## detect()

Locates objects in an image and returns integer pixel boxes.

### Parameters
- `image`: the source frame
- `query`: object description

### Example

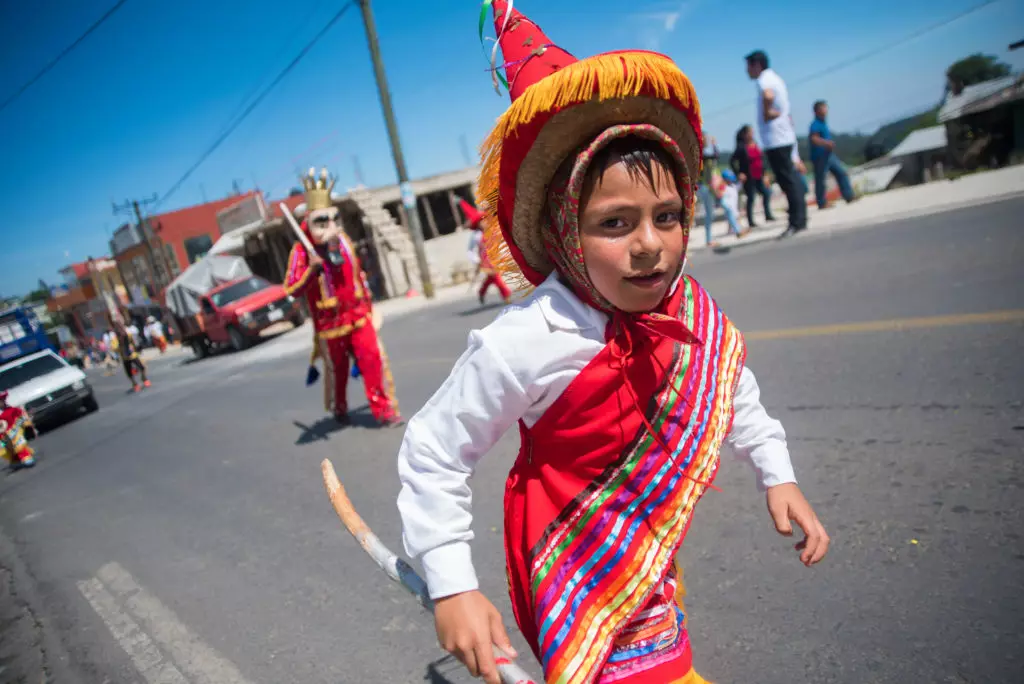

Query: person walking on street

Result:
[697,136,721,247]
[730,125,775,227]
[809,100,856,209]
[460,199,512,305]
[116,322,150,393]
[746,50,806,238]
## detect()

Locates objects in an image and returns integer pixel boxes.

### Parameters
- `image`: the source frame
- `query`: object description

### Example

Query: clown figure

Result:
[1,391,36,469]
[284,168,402,427]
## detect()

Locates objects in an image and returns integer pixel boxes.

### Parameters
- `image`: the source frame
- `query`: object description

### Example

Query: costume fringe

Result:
[476,52,700,290]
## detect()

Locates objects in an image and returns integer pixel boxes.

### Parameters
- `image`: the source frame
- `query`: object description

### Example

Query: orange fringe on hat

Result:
[476,51,701,292]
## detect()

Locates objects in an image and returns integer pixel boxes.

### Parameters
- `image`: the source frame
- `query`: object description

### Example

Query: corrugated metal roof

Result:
[850,164,903,193]
[939,75,1018,122]
[887,126,948,157]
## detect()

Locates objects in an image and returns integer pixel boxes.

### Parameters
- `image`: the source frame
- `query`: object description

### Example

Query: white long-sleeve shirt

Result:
[397,273,796,599]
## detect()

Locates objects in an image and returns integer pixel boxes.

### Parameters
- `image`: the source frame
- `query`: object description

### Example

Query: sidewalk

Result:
[688,164,1024,253]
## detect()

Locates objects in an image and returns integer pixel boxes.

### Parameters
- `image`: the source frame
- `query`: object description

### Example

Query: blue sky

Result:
[1,0,1022,296]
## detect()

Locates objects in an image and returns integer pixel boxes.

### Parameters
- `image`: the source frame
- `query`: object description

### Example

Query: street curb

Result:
[689,188,1024,257]
[0,524,84,684]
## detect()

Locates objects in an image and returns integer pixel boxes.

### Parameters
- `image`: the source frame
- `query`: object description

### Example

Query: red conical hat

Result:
[458,198,485,230]
[478,0,703,288]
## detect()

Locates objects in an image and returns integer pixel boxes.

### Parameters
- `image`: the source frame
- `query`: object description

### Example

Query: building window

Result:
[185,235,214,264]
[0,319,26,344]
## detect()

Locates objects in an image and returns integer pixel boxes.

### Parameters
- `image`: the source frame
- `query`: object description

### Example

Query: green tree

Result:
[23,288,50,303]
[946,54,1012,93]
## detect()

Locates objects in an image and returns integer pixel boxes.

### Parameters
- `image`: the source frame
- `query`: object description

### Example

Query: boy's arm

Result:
[726,367,795,490]
[727,367,830,565]
[398,330,531,599]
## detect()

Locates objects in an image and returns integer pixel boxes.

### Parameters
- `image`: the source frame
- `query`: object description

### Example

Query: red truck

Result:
[178,276,305,358]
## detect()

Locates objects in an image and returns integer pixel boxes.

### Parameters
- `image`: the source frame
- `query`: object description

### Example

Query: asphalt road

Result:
[2,197,1023,684]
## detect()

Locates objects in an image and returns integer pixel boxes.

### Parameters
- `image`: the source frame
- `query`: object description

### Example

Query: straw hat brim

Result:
[509,96,701,281]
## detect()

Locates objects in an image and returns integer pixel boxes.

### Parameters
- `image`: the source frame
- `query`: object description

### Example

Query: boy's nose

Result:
[631,218,662,258]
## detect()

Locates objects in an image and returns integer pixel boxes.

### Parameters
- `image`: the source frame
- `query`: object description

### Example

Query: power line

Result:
[0,0,130,115]
[154,0,357,210]
[703,0,1001,121]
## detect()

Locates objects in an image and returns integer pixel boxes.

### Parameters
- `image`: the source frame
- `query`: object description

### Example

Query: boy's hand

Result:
[766,483,830,566]
[434,590,518,684]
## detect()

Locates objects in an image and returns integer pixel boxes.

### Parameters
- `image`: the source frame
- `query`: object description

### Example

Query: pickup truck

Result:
[180,275,304,358]
[0,349,97,429]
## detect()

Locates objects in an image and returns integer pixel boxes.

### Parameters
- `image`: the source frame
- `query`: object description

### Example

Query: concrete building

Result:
[46,258,127,340]
[109,192,262,308]
[939,74,1024,168]
[220,167,480,301]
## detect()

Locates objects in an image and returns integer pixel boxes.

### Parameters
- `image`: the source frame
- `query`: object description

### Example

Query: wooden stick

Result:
[320,459,538,684]
[278,202,317,255]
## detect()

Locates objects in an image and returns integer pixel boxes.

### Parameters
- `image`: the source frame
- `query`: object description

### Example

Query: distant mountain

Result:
[863,107,940,161]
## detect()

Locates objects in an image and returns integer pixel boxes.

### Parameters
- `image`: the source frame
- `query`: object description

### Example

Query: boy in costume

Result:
[461,198,512,305]
[283,168,401,427]
[1,391,36,469]
[397,3,829,683]
[116,322,150,393]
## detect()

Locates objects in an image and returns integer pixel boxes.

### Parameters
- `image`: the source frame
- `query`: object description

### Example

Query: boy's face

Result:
[578,160,685,313]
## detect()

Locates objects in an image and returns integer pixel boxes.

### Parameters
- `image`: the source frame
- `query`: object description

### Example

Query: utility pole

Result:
[357,0,434,298]
[353,155,365,186]
[113,194,170,299]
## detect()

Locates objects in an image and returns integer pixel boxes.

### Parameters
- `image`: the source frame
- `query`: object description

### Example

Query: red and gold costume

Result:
[284,168,400,425]
[1,392,36,468]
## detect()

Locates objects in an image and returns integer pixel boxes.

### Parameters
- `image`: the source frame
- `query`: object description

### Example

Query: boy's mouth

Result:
[624,269,667,289]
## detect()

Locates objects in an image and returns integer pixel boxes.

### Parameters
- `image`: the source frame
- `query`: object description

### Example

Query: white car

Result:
[0,349,98,427]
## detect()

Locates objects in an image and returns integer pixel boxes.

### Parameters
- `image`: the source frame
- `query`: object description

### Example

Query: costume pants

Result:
[698,183,715,245]
[813,154,855,208]
[123,356,147,383]
[765,145,807,230]
[743,176,775,225]
[318,323,398,421]
[479,273,511,302]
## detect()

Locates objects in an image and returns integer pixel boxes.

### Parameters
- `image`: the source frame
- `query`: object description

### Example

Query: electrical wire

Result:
[703,0,1001,121]
[0,0,130,115]
[154,0,357,210]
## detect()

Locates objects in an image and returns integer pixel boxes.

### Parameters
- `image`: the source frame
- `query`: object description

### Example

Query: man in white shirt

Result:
[746,50,806,238]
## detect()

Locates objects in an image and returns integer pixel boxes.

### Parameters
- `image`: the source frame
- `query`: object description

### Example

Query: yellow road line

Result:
[745,310,1024,341]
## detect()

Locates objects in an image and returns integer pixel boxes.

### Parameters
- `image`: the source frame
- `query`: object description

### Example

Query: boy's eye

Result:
[656,211,681,224]
[599,217,627,229]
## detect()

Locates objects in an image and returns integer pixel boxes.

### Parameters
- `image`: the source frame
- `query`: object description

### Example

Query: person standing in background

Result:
[697,136,721,247]
[746,50,806,238]
[731,125,775,228]
[809,100,856,209]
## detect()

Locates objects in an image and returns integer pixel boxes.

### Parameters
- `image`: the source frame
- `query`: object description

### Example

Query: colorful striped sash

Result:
[504,276,745,683]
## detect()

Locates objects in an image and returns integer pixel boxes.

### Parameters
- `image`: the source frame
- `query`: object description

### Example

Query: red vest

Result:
[503,276,746,683]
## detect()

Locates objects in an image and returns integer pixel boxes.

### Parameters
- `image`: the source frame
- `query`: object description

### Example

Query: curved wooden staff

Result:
[321,459,538,684]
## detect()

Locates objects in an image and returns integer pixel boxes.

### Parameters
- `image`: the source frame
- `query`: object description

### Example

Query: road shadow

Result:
[457,301,505,318]
[424,655,463,683]
[178,326,302,367]
[292,406,377,445]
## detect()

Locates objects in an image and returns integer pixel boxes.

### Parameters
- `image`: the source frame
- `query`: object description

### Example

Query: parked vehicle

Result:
[0,349,97,429]
[166,254,305,359]
[177,276,304,358]
[0,305,56,364]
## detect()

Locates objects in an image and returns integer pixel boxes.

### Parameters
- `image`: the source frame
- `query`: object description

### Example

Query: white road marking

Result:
[97,562,254,684]
[77,578,188,684]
